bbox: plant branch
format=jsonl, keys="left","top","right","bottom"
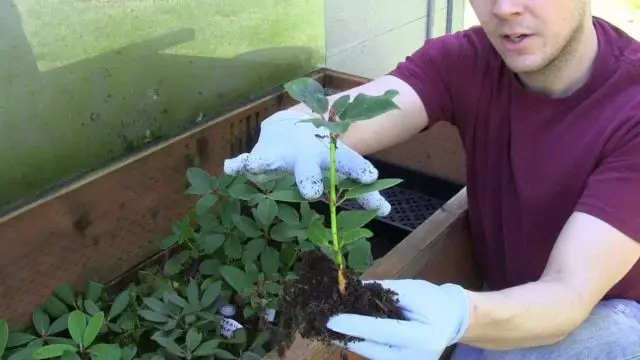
{"left": 328, "top": 114, "right": 347, "bottom": 295}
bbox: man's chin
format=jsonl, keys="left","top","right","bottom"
{"left": 501, "top": 55, "right": 545, "bottom": 75}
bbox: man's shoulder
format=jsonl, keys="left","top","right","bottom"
{"left": 595, "top": 17, "right": 640, "bottom": 79}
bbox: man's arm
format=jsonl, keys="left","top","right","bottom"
{"left": 289, "top": 75, "right": 430, "bottom": 156}
{"left": 460, "top": 211, "right": 640, "bottom": 349}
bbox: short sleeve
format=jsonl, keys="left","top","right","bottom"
{"left": 389, "top": 27, "right": 490, "bottom": 131}
{"left": 575, "top": 126, "right": 640, "bottom": 242}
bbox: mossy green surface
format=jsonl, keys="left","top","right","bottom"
{"left": 0, "top": 0, "right": 325, "bottom": 210}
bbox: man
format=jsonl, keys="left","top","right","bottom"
{"left": 224, "top": 0, "right": 640, "bottom": 358}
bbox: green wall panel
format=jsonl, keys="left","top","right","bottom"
{"left": 0, "top": 0, "right": 324, "bottom": 210}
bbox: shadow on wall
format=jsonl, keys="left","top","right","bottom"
{"left": 0, "top": 0, "right": 322, "bottom": 212}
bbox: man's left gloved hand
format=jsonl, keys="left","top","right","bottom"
{"left": 326, "top": 279, "right": 471, "bottom": 360}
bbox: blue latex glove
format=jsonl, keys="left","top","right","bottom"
{"left": 223, "top": 109, "right": 392, "bottom": 216}
{"left": 326, "top": 279, "right": 470, "bottom": 360}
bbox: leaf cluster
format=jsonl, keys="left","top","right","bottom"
{"left": 0, "top": 76, "right": 404, "bottom": 359}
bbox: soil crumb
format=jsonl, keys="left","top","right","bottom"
{"left": 273, "top": 250, "right": 405, "bottom": 357}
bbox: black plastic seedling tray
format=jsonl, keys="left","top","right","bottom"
{"left": 310, "top": 157, "right": 464, "bottom": 260}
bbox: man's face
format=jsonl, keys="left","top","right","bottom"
{"left": 469, "top": 0, "right": 588, "bottom": 74}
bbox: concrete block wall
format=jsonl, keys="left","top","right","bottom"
{"left": 324, "top": 0, "right": 467, "bottom": 78}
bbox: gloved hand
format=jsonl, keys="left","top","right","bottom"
{"left": 223, "top": 109, "right": 392, "bottom": 216}
{"left": 326, "top": 279, "right": 470, "bottom": 360}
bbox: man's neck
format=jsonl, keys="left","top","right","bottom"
{"left": 518, "top": 19, "right": 599, "bottom": 98}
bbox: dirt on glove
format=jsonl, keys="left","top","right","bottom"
{"left": 273, "top": 250, "right": 405, "bottom": 357}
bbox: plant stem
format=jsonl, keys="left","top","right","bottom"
{"left": 329, "top": 132, "right": 346, "bottom": 295}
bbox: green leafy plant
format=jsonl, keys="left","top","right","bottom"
{"left": 33, "top": 310, "right": 122, "bottom": 360}
{"left": 283, "top": 77, "right": 403, "bottom": 294}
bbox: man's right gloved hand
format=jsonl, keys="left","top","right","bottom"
{"left": 223, "top": 109, "right": 392, "bottom": 216}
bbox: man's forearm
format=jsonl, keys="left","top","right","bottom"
{"left": 460, "top": 279, "right": 594, "bottom": 349}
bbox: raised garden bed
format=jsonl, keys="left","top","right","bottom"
{"left": 0, "top": 68, "right": 476, "bottom": 360}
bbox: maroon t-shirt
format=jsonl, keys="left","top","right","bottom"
{"left": 390, "top": 17, "right": 640, "bottom": 302}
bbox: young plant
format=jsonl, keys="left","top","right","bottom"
{"left": 283, "top": 77, "right": 402, "bottom": 295}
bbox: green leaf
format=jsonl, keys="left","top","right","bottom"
{"left": 185, "top": 168, "right": 213, "bottom": 195}
{"left": 164, "top": 251, "right": 190, "bottom": 276}
{"left": 241, "top": 352, "right": 263, "bottom": 360}
{"left": 244, "top": 262, "right": 260, "bottom": 284}
{"left": 61, "top": 351, "right": 81, "bottom": 360}
{"left": 223, "top": 236, "right": 243, "bottom": 260}
{"left": 161, "top": 234, "right": 180, "bottom": 250}
{"left": 284, "top": 77, "right": 328, "bottom": 115}
{"left": 83, "top": 300, "right": 101, "bottom": 315}
{"left": 337, "top": 178, "right": 359, "bottom": 190}
{"left": 270, "top": 222, "right": 303, "bottom": 242}
{"left": 337, "top": 209, "right": 379, "bottom": 232}
{"left": 339, "top": 90, "right": 400, "bottom": 122}
{"left": 198, "top": 259, "right": 221, "bottom": 276}
{"left": 267, "top": 190, "right": 307, "bottom": 202}
{"left": 8, "top": 346, "right": 39, "bottom": 360}
{"left": 217, "top": 173, "right": 234, "bottom": 188}
{"left": 186, "top": 328, "right": 202, "bottom": 352}
{"left": 279, "top": 243, "right": 297, "bottom": 268}
{"left": 84, "top": 282, "right": 104, "bottom": 303}
{"left": 260, "top": 247, "right": 280, "bottom": 279}
{"left": 34, "top": 344, "right": 77, "bottom": 359}
{"left": 196, "top": 193, "right": 218, "bottom": 214}
{"left": 83, "top": 312, "right": 104, "bottom": 348}
{"left": 250, "top": 330, "right": 271, "bottom": 350}
{"left": 187, "top": 280, "right": 200, "bottom": 306}
{"left": 198, "top": 234, "right": 225, "bottom": 254}
{"left": 32, "top": 308, "right": 50, "bottom": 336}
{"left": 299, "top": 202, "right": 321, "bottom": 227}
{"left": 242, "top": 238, "right": 266, "bottom": 263}
{"left": 192, "top": 339, "right": 220, "bottom": 357}
{"left": 331, "top": 94, "right": 351, "bottom": 118}
{"left": 108, "top": 290, "right": 130, "bottom": 320}
{"left": 87, "top": 344, "right": 121, "bottom": 360}
{"left": 272, "top": 174, "right": 296, "bottom": 191}
{"left": 264, "top": 283, "right": 281, "bottom": 295}
{"left": 48, "top": 314, "right": 69, "bottom": 335}
{"left": 219, "top": 266, "right": 252, "bottom": 294}
{"left": 7, "top": 332, "right": 36, "bottom": 348}
{"left": 166, "top": 292, "right": 189, "bottom": 308}
{"left": 299, "top": 240, "right": 315, "bottom": 252}
{"left": 343, "top": 178, "right": 403, "bottom": 199}
{"left": 143, "top": 297, "right": 167, "bottom": 314}
{"left": 200, "top": 281, "right": 222, "bottom": 308}
{"left": 348, "top": 240, "right": 373, "bottom": 273}
{"left": 121, "top": 345, "right": 137, "bottom": 360}
{"left": 243, "top": 306, "right": 256, "bottom": 319}
{"left": 341, "top": 228, "right": 374, "bottom": 245}
{"left": 52, "top": 283, "right": 76, "bottom": 307}
{"left": 67, "top": 310, "right": 86, "bottom": 347}
{"left": 297, "top": 118, "right": 351, "bottom": 134}
{"left": 277, "top": 203, "right": 299, "bottom": 224}
{"left": 43, "top": 295, "right": 69, "bottom": 318}
{"left": 228, "top": 183, "right": 260, "bottom": 201}
{"left": 231, "top": 215, "right": 263, "bottom": 238}
{"left": 306, "top": 218, "right": 330, "bottom": 246}
{"left": 213, "top": 349, "right": 236, "bottom": 359}
{"left": 0, "top": 320, "right": 7, "bottom": 358}
{"left": 152, "top": 336, "right": 184, "bottom": 357}
{"left": 255, "top": 198, "right": 278, "bottom": 227}
{"left": 137, "top": 310, "right": 169, "bottom": 323}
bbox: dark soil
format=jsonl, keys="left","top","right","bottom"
{"left": 273, "top": 250, "right": 405, "bottom": 357}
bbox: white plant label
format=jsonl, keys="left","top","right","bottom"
{"left": 220, "top": 318, "right": 243, "bottom": 338}
{"left": 264, "top": 308, "right": 276, "bottom": 322}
